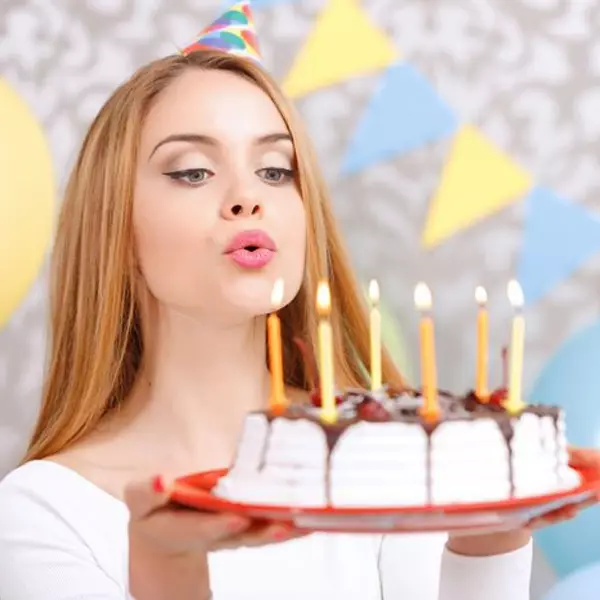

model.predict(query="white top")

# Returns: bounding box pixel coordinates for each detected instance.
[0,461,532,600]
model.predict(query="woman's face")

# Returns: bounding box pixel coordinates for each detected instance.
[134,68,306,323]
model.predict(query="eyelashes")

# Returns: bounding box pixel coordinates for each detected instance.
[163,168,213,186]
[256,167,294,185]
[162,167,295,188]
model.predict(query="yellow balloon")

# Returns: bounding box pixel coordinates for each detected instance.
[0,79,55,328]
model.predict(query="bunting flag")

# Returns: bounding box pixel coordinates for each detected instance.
[422,124,533,247]
[517,186,600,305]
[282,0,397,98]
[341,62,459,173]
[0,79,54,327]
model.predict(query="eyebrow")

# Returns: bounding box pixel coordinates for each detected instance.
[149,132,292,159]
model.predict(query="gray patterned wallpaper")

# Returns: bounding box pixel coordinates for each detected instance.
[1,0,599,596]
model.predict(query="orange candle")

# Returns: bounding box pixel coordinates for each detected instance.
[414,282,440,422]
[475,286,489,401]
[267,278,286,411]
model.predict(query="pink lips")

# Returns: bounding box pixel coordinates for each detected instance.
[224,229,277,269]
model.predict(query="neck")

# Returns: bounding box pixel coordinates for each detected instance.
[120,306,271,468]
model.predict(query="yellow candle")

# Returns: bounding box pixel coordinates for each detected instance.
[267,278,286,412]
[475,286,489,401]
[317,281,336,423]
[504,280,526,415]
[414,282,440,422]
[368,279,382,391]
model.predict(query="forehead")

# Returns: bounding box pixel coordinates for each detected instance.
[142,68,289,146]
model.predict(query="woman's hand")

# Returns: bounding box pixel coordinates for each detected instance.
[126,476,305,600]
[449,447,600,557]
[527,447,600,530]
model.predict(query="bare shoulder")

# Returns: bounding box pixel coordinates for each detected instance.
[45,434,138,502]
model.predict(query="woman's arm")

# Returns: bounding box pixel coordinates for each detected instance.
[129,539,211,600]
[447,529,531,556]
[378,531,532,600]
[0,483,126,599]
[439,532,532,600]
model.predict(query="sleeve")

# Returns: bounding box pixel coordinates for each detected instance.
[438,540,533,600]
[0,482,128,600]
[378,533,532,600]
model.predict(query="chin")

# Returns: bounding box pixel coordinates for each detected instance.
[220,282,274,316]
[223,275,297,319]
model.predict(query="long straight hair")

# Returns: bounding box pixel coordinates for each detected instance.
[25,50,404,462]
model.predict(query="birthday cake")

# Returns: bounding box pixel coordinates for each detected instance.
[214,279,581,509]
[213,387,580,508]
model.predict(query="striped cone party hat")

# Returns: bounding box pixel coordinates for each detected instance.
[181,1,261,63]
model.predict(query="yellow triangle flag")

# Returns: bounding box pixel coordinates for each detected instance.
[283,0,398,98]
[422,124,533,247]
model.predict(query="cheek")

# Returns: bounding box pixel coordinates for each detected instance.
[279,196,307,293]
[133,195,215,302]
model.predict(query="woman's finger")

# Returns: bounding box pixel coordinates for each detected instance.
[216,521,306,550]
[569,447,600,469]
[134,506,254,554]
[124,476,172,519]
[527,504,576,529]
[527,496,599,529]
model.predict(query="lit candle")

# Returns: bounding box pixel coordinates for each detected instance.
[368,280,382,391]
[414,282,440,422]
[475,286,489,401]
[317,281,336,423]
[504,280,526,415]
[267,278,286,412]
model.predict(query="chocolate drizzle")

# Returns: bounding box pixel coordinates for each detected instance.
[254,387,562,505]
[422,420,440,505]
[257,419,272,471]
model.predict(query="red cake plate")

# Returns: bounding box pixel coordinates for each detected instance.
[171,466,600,535]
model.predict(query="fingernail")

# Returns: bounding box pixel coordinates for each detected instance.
[272,526,292,540]
[152,475,166,494]
[227,518,247,532]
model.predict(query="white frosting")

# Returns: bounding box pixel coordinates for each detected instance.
[214,409,581,508]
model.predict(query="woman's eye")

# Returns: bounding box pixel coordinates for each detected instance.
[257,167,294,185]
[163,168,214,186]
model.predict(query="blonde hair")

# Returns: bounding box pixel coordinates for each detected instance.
[25,50,404,462]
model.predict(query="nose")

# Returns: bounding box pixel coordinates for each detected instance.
[221,195,263,221]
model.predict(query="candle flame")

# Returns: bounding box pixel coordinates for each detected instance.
[507,279,524,308]
[271,278,284,307]
[316,280,331,316]
[414,282,432,311]
[368,279,380,305]
[475,285,488,306]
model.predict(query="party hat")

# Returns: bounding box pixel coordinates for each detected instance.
[181,1,261,63]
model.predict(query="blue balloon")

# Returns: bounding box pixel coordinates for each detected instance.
[530,320,600,577]
[543,561,600,600]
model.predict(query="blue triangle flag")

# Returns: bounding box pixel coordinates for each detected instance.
[341,62,459,174]
[517,186,600,305]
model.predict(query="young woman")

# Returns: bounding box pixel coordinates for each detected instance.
[0,45,596,600]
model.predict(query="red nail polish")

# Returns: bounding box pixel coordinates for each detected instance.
[272,527,291,541]
[152,475,165,494]
[227,518,247,532]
